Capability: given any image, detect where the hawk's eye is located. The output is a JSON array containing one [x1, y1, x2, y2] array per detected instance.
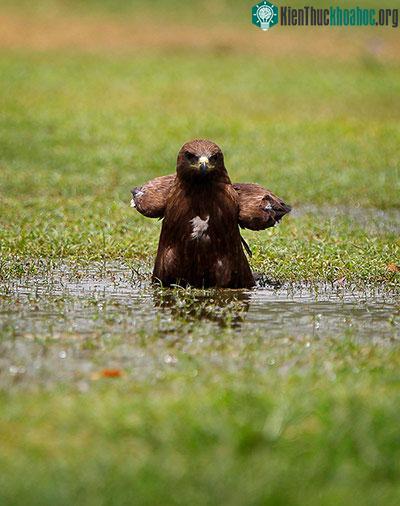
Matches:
[[210, 153, 219, 163], [185, 152, 197, 163]]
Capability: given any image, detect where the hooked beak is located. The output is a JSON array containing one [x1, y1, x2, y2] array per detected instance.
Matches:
[[198, 156, 209, 175]]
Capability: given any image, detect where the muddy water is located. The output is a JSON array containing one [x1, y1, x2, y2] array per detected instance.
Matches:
[[0, 263, 398, 388]]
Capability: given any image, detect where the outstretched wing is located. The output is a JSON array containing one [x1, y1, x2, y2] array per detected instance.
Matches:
[[131, 174, 175, 218], [131, 176, 291, 228], [233, 183, 291, 230]]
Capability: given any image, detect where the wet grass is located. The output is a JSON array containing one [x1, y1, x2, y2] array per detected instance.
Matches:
[[0, 5, 399, 504]]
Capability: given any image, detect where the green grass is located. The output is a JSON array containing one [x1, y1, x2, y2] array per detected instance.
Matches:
[[0, 8, 399, 505], [0, 52, 399, 283], [2, 336, 400, 506]]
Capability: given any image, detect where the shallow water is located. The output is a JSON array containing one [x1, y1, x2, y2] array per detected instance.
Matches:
[[0, 262, 399, 388]]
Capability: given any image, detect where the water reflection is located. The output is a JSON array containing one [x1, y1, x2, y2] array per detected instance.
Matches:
[[0, 262, 398, 389], [152, 287, 251, 327], [245, 286, 399, 340], [0, 262, 398, 341]]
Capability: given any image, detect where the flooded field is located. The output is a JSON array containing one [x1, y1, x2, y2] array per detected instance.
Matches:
[[1, 262, 398, 389]]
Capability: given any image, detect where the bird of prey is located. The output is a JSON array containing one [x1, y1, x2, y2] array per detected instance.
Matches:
[[131, 139, 291, 289]]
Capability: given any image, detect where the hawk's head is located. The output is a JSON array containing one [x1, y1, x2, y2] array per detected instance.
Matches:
[[176, 139, 227, 181]]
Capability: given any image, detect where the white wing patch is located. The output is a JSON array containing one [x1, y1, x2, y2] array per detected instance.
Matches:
[[130, 190, 144, 208], [190, 215, 210, 241]]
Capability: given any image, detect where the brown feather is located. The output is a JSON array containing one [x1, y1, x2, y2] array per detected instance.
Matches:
[[233, 183, 291, 230], [130, 140, 291, 288], [152, 140, 254, 288], [153, 177, 254, 288], [131, 174, 175, 218]]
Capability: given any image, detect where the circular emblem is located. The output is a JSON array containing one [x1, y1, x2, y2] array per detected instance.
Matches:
[[252, 1, 279, 31]]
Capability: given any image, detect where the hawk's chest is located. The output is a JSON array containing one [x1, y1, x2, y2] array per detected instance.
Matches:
[[165, 184, 237, 241]]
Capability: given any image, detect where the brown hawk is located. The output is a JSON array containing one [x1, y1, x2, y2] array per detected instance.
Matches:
[[131, 139, 291, 288]]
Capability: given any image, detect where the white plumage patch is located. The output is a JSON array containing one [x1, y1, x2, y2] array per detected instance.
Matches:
[[130, 190, 144, 208], [190, 215, 210, 241]]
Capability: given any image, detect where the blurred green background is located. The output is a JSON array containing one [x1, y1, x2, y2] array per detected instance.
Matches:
[[0, 0, 399, 280]]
